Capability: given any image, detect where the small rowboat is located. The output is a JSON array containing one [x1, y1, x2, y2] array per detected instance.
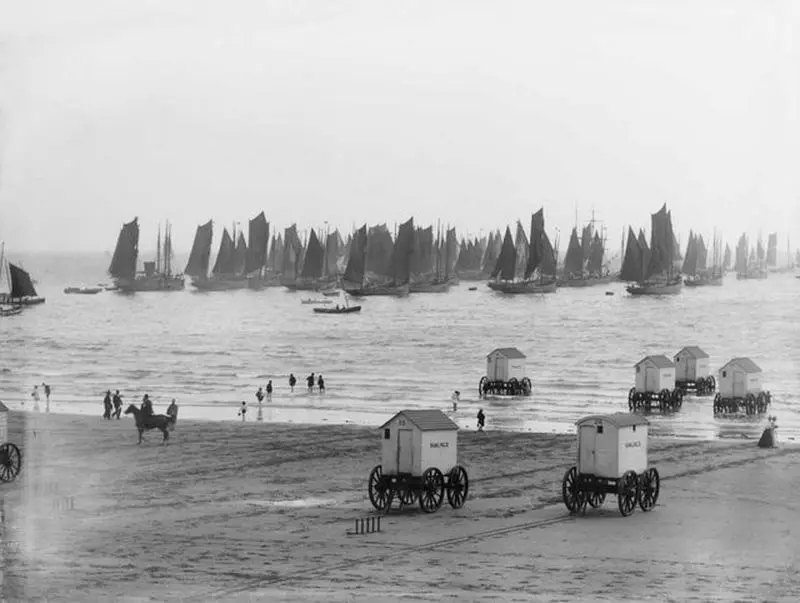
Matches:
[[0, 305, 23, 317], [301, 298, 333, 305], [64, 286, 103, 295], [313, 305, 361, 314], [322, 290, 341, 297]]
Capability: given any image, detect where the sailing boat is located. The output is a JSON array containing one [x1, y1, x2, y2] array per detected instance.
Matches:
[[184, 219, 214, 285], [108, 218, 185, 292], [410, 223, 455, 293], [286, 228, 333, 291], [626, 204, 683, 295], [683, 230, 723, 286], [279, 224, 305, 287], [191, 222, 249, 290], [244, 212, 279, 289], [487, 208, 558, 294], [559, 212, 615, 287], [0, 242, 45, 308], [735, 232, 767, 280], [342, 219, 414, 296], [455, 235, 485, 280]]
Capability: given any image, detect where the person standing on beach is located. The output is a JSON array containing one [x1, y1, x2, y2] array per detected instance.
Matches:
[[266, 380, 273, 402], [238, 401, 247, 422], [317, 374, 325, 394], [113, 390, 123, 419], [166, 398, 179, 431], [289, 374, 296, 392], [103, 390, 113, 420], [256, 387, 265, 405], [307, 373, 315, 393], [42, 382, 52, 412], [31, 385, 41, 412], [477, 409, 485, 432]]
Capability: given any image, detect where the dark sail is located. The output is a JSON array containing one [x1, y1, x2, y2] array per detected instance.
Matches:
[[637, 230, 650, 281], [324, 231, 341, 277], [233, 232, 248, 274], [580, 224, 593, 265], [620, 227, 641, 282], [445, 227, 458, 278], [724, 244, 732, 269], [766, 233, 778, 267], [109, 218, 139, 279], [343, 225, 368, 284], [525, 209, 545, 278], [696, 235, 708, 271], [245, 212, 270, 274], [734, 234, 748, 273], [282, 225, 303, 279], [514, 221, 529, 280], [540, 232, 557, 277], [391, 218, 415, 284], [184, 220, 213, 278], [681, 231, 697, 275], [411, 226, 435, 277], [366, 224, 394, 278], [212, 228, 236, 275], [300, 229, 325, 279], [563, 228, 583, 276], [8, 263, 38, 298], [492, 227, 516, 280], [645, 204, 673, 279]]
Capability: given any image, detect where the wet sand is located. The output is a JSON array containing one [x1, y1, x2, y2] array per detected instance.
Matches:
[[1, 411, 798, 601]]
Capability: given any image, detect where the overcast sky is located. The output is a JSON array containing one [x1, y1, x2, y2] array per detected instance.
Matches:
[[1, 0, 797, 254]]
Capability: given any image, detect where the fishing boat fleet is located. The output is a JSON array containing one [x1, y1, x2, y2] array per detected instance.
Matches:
[[2, 203, 798, 316]]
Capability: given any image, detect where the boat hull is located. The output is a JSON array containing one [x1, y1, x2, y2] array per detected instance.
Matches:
[[684, 276, 723, 287], [313, 305, 362, 314], [343, 282, 410, 297], [736, 271, 768, 280], [487, 279, 557, 294], [190, 276, 248, 291], [456, 270, 485, 281], [284, 277, 338, 292], [0, 295, 45, 305], [626, 279, 683, 295], [557, 274, 616, 288], [115, 275, 185, 292], [0, 305, 24, 316], [64, 287, 103, 295]]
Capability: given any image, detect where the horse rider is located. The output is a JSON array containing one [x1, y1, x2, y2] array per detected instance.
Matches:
[[141, 394, 154, 420]]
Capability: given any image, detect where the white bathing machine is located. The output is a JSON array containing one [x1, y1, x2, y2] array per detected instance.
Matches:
[[368, 409, 469, 514], [561, 413, 660, 518], [629, 355, 683, 412], [714, 357, 771, 415], [673, 346, 715, 394], [479, 347, 532, 398], [0, 401, 22, 483]]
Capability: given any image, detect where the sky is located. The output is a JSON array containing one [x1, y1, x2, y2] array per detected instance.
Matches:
[[0, 0, 798, 255]]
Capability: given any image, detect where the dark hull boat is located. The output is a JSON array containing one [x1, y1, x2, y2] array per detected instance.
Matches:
[[313, 305, 361, 314], [341, 220, 414, 297], [680, 230, 724, 287], [620, 204, 682, 296], [487, 208, 559, 295], [109, 218, 185, 292], [683, 274, 723, 287], [0, 305, 23, 317], [626, 276, 683, 296], [64, 286, 103, 295]]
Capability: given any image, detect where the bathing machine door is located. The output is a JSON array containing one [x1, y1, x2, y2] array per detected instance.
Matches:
[[397, 429, 414, 474]]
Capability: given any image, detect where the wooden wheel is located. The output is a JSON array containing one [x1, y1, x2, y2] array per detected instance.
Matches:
[[368, 465, 390, 511], [521, 377, 532, 396], [746, 393, 756, 415], [713, 393, 721, 414], [696, 377, 706, 394], [628, 387, 636, 403], [617, 470, 639, 517], [561, 466, 585, 513], [446, 465, 469, 509], [419, 467, 444, 513], [587, 491, 606, 509], [398, 486, 417, 505], [638, 468, 660, 512], [478, 376, 488, 398], [508, 378, 520, 396], [0, 442, 22, 483], [672, 389, 683, 409], [708, 376, 716, 391]]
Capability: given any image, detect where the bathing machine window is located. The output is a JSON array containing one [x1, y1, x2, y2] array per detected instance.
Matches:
[[384, 429, 391, 439], [596, 425, 604, 434]]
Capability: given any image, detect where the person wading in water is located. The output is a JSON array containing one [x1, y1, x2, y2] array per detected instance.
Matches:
[[317, 374, 325, 394], [113, 390, 123, 419], [166, 398, 179, 431], [289, 374, 297, 392], [307, 373, 315, 393], [103, 390, 113, 420]]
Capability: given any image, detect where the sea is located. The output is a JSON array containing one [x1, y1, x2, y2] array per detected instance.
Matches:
[[1, 252, 798, 442]]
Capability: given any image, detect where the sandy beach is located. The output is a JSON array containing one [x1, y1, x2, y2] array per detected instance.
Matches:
[[1, 410, 799, 602]]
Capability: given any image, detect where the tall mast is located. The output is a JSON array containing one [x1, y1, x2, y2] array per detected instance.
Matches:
[[165, 221, 171, 276], [156, 223, 162, 273]]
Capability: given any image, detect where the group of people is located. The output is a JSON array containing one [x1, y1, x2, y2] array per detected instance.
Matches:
[[28, 383, 52, 413], [101, 391, 178, 429], [286, 372, 326, 394], [102, 390, 124, 419]]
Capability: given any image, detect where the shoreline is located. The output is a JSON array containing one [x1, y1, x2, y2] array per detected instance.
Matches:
[[1, 402, 779, 442]]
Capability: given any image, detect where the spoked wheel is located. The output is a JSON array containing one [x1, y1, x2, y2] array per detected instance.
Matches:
[[672, 389, 683, 410], [0, 442, 22, 483], [628, 387, 636, 403], [617, 470, 639, 517], [367, 465, 390, 511], [508, 378, 520, 396], [561, 466, 585, 513], [419, 467, 445, 513], [478, 376, 488, 398], [446, 465, 469, 509], [521, 377, 532, 396], [696, 377, 705, 394], [587, 491, 606, 509], [638, 468, 660, 512], [708, 376, 716, 392], [398, 486, 417, 506], [713, 393, 722, 414]]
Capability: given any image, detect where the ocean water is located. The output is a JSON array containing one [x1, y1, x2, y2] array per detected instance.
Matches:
[[1, 252, 799, 441]]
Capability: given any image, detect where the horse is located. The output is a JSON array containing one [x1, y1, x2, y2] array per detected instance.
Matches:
[[124, 404, 173, 445]]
